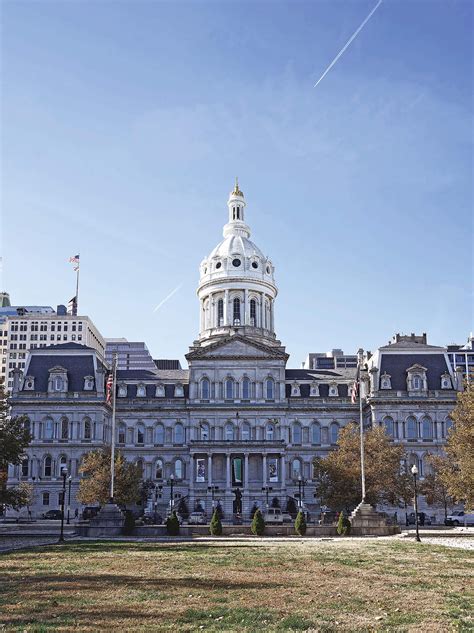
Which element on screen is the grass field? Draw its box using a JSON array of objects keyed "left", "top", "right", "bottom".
[{"left": 0, "top": 538, "right": 472, "bottom": 632}]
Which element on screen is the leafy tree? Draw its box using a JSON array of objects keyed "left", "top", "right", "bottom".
[
  {"left": 0, "top": 380, "right": 32, "bottom": 510},
  {"left": 313, "top": 424, "right": 404, "bottom": 511},
  {"left": 438, "top": 388, "right": 474, "bottom": 510},
  {"left": 294, "top": 510, "right": 307, "bottom": 536},
  {"left": 285, "top": 497, "right": 298, "bottom": 518},
  {"left": 337, "top": 512, "right": 351, "bottom": 536},
  {"left": 215, "top": 501, "right": 224, "bottom": 520},
  {"left": 420, "top": 455, "right": 455, "bottom": 521},
  {"left": 249, "top": 502, "right": 259, "bottom": 520},
  {"left": 394, "top": 470, "right": 416, "bottom": 526},
  {"left": 177, "top": 497, "right": 189, "bottom": 520},
  {"left": 271, "top": 497, "right": 280, "bottom": 508},
  {"left": 251, "top": 508, "right": 265, "bottom": 536},
  {"left": 209, "top": 509, "right": 223, "bottom": 535},
  {"left": 123, "top": 510, "right": 135, "bottom": 535},
  {"left": 166, "top": 510, "right": 180, "bottom": 536},
  {"left": 77, "top": 448, "right": 141, "bottom": 506}
]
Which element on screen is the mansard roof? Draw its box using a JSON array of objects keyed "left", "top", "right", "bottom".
[
  {"left": 379, "top": 353, "right": 451, "bottom": 391},
  {"left": 285, "top": 368, "right": 357, "bottom": 381},
  {"left": 26, "top": 354, "right": 95, "bottom": 392}
]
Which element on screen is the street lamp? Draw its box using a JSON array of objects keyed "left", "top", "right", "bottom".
[
  {"left": 207, "top": 484, "right": 219, "bottom": 508},
  {"left": 167, "top": 474, "right": 175, "bottom": 513},
  {"left": 411, "top": 464, "right": 421, "bottom": 542},
  {"left": 297, "top": 476, "right": 306, "bottom": 510},
  {"left": 66, "top": 475, "right": 72, "bottom": 524},
  {"left": 59, "top": 467, "right": 67, "bottom": 543},
  {"left": 261, "top": 486, "right": 273, "bottom": 509}
]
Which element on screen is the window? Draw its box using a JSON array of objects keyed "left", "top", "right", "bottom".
[
  {"left": 232, "top": 258, "right": 241, "bottom": 268},
  {"left": 266, "top": 378, "right": 274, "bottom": 400},
  {"left": 242, "top": 377, "right": 250, "bottom": 400},
  {"left": 200, "top": 423, "right": 209, "bottom": 440},
  {"left": 137, "top": 425, "right": 145, "bottom": 444},
  {"left": 413, "top": 375, "right": 422, "bottom": 390},
  {"left": 155, "top": 459, "right": 163, "bottom": 479},
  {"left": 54, "top": 376, "right": 63, "bottom": 391},
  {"left": 174, "top": 423, "right": 184, "bottom": 444},
  {"left": 175, "top": 459, "right": 183, "bottom": 479},
  {"left": 444, "top": 418, "right": 453, "bottom": 437},
  {"left": 44, "top": 419, "right": 54, "bottom": 440},
  {"left": 311, "top": 423, "right": 321, "bottom": 445},
  {"left": 383, "top": 417, "right": 395, "bottom": 438},
  {"left": 233, "top": 297, "right": 241, "bottom": 324},
  {"left": 266, "top": 424, "right": 274, "bottom": 441},
  {"left": 292, "top": 423, "right": 302, "bottom": 444},
  {"left": 250, "top": 299, "right": 257, "bottom": 326},
  {"left": 84, "top": 419, "right": 91, "bottom": 440},
  {"left": 225, "top": 378, "right": 234, "bottom": 400},
  {"left": 118, "top": 425, "right": 126, "bottom": 444},
  {"left": 421, "top": 417, "right": 433, "bottom": 440},
  {"left": 406, "top": 416, "right": 417, "bottom": 440},
  {"left": 42, "top": 492, "right": 50, "bottom": 506},
  {"left": 292, "top": 459, "right": 301, "bottom": 479},
  {"left": 217, "top": 299, "right": 224, "bottom": 326},
  {"left": 201, "top": 378, "right": 210, "bottom": 399},
  {"left": 241, "top": 422, "right": 251, "bottom": 441},
  {"left": 44, "top": 456, "right": 52, "bottom": 477},
  {"left": 59, "top": 455, "right": 67, "bottom": 475},
  {"left": 225, "top": 423, "right": 234, "bottom": 441},
  {"left": 330, "top": 423, "right": 339, "bottom": 445},
  {"left": 155, "top": 424, "right": 164, "bottom": 445},
  {"left": 137, "top": 384, "right": 146, "bottom": 397},
  {"left": 61, "top": 418, "right": 69, "bottom": 440},
  {"left": 21, "top": 458, "right": 29, "bottom": 477}
]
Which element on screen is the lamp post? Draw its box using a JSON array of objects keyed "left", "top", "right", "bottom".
[
  {"left": 411, "top": 464, "right": 421, "bottom": 542},
  {"left": 167, "top": 474, "right": 175, "bottom": 513},
  {"left": 297, "top": 476, "right": 306, "bottom": 510},
  {"left": 59, "top": 467, "right": 67, "bottom": 543},
  {"left": 66, "top": 475, "right": 72, "bottom": 524},
  {"left": 261, "top": 485, "right": 273, "bottom": 509},
  {"left": 208, "top": 484, "right": 219, "bottom": 509}
]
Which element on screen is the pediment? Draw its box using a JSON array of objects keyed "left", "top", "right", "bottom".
[
  {"left": 48, "top": 365, "right": 68, "bottom": 373},
  {"left": 406, "top": 363, "right": 427, "bottom": 373},
  {"left": 186, "top": 335, "right": 288, "bottom": 361}
]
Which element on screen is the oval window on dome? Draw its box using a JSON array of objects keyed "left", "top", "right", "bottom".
[
  {"left": 232, "top": 258, "right": 241, "bottom": 267},
  {"left": 266, "top": 265, "right": 271, "bottom": 274},
  {"left": 252, "top": 261, "right": 258, "bottom": 269},
  {"left": 215, "top": 262, "right": 222, "bottom": 269}
]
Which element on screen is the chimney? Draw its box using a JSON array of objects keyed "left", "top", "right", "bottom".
[{"left": 455, "top": 366, "right": 464, "bottom": 392}]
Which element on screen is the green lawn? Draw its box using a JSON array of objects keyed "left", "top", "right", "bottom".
[{"left": 0, "top": 539, "right": 472, "bottom": 631}]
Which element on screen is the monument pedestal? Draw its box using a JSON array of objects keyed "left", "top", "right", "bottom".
[
  {"left": 350, "top": 501, "right": 400, "bottom": 536},
  {"left": 86, "top": 503, "right": 125, "bottom": 537}
]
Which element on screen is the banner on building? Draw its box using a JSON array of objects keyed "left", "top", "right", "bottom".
[
  {"left": 196, "top": 458, "right": 206, "bottom": 483},
  {"left": 268, "top": 457, "right": 278, "bottom": 482},
  {"left": 232, "top": 457, "right": 242, "bottom": 486}
]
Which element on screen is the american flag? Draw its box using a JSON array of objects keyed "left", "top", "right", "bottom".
[
  {"left": 106, "top": 372, "right": 114, "bottom": 405},
  {"left": 69, "top": 254, "right": 80, "bottom": 271},
  {"left": 351, "top": 379, "right": 358, "bottom": 404}
]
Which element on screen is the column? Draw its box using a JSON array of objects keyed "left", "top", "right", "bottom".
[
  {"left": 244, "top": 453, "right": 249, "bottom": 488},
  {"left": 262, "top": 454, "right": 267, "bottom": 486},
  {"left": 244, "top": 289, "right": 249, "bottom": 325},
  {"left": 208, "top": 454, "right": 212, "bottom": 485},
  {"left": 281, "top": 456, "right": 286, "bottom": 487},
  {"left": 209, "top": 292, "right": 214, "bottom": 328},
  {"left": 226, "top": 453, "right": 231, "bottom": 489},
  {"left": 224, "top": 289, "right": 229, "bottom": 325},
  {"left": 260, "top": 292, "right": 265, "bottom": 329}
]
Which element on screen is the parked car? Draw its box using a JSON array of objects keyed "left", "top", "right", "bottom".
[
  {"left": 82, "top": 506, "right": 100, "bottom": 520},
  {"left": 445, "top": 511, "right": 474, "bottom": 526},
  {"left": 43, "top": 510, "right": 63, "bottom": 520},
  {"left": 264, "top": 508, "right": 283, "bottom": 523},
  {"left": 407, "top": 512, "right": 431, "bottom": 526},
  {"left": 188, "top": 511, "right": 206, "bottom": 525},
  {"left": 143, "top": 513, "right": 163, "bottom": 525}
]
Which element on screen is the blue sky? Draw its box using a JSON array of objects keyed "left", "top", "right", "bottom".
[{"left": 1, "top": 0, "right": 472, "bottom": 365}]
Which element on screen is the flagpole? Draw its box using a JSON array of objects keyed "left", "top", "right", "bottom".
[
  {"left": 110, "top": 353, "right": 118, "bottom": 503},
  {"left": 357, "top": 348, "right": 366, "bottom": 501},
  {"left": 75, "top": 254, "right": 80, "bottom": 316}
]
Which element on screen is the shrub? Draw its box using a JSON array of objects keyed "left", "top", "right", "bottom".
[
  {"left": 249, "top": 503, "right": 259, "bottom": 520},
  {"left": 251, "top": 509, "right": 265, "bottom": 536},
  {"left": 166, "top": 511, "right": 180, "bottom": 536},
  {"left": 286, "top": 497, "right": 298, "bottom": 518},
  {"left": 209, "top": 509, "right": 223, "bottom": 536},
  {"left": 123, "top": 510, "right": 135, "bottom": 535},
  {"left": 271, "top": 497, "right": 281, "bottom": 508},
  {"left": 337, "top": 512, "right": 351, "bottom": 536},
  {"left": 294, "top": 510, "right": 307, "bottom": 536},
  {"left": 177, "top": 497, "right": 189, "bottom": 520}
]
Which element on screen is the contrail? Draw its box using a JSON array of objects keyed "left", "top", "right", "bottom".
[
  {"left": 314, "top": 0, "right": 383, "bottom": 88},
  {"left": 153, "top": 283, "right": 183, "bottom": 312}
]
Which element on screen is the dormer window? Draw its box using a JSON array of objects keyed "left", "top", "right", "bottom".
[
  {"left": 406, "top": 364, "right": 428, "bottom": 393},
  {"left": 440, "top": 372, "right": 452, "bottom": 389},
  {"left": 310, "top": 382, "right": 319, "bottom": 397},
  {"left": 55, "top": 377, "right": 63, "bottom": 391},
  {"left": 155, "top": 384, "right": 165, "bottom": 397},
  {"left": 118, "top": 383, "right": 128, "bottom": 398},
  {"left": 48, "top": 366, "right": 68, "bottom": 393},
  {"left": 136, "top": 384, "right": 146, "bottom": 398},
  {"left": 291, "top": 382, "right": 300, "bottom": 397},
  {"left": 24, "top": 376, "right": 35, "bottom": 391},
  {"left": 175, "top": 383, "right": 184, "bottom": 397},
  {"left": 380, "top": 372, "right": 392, "bottom": 390},
  {"left": 329, "top": 383, "right": 339, "bottom": 397},
  {"left": 84, "top": 375, "right": 95, "bottom": 391}
]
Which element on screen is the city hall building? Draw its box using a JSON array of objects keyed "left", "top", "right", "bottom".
[{"left": 6, "top": 183, "right": 465, "bottom": 520}]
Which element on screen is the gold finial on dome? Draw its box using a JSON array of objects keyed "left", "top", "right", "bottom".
[{"left": 231, "top": 177, "right": 244, "bottom": 197}]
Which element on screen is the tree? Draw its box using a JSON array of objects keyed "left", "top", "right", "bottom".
[
  {"left": 313, "top": 424, "right": 405, "bottom": 511},
  {"left": 271, "top": 497, "right": 280, "bottom": 508},
  {"left": 166, "top": 510, "right": 180, "bottom": 536},
  {"left": 337, "top": 512, "right": 351, "bottom": 536},
  {"left": 209, "top": 509, "right": 223, "bottom": 535},
  {"left": 251, "top": 508, "right": 265, "bottom": 536},
  {"left": 438, "top": 388, "right": 474, "bottom": 511},
  {"left": 294, "top": 510, "right": 307, "bottom": 536},
  {"left": 249, "top": 502, "right": 259, "bottom": 520},
  {"left": 420, "top": 455, "right": 455, "bottom": 521},
  {"left": 394, "top": 470, "right": 415, "bottom": 526},
  {"left": 0, "top": 380, "right": 32, "bottom": 511},
  {"left": 285, "top": 497, "right": 298, "bottom": 518},
  {"left": 77, "top": 448, "right": 141, "bottom": 506},
  {"left": 177, "top": 497, "right": 189, "bottom": 520}
]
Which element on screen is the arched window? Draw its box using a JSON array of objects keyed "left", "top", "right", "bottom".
[
  {"left": 266, "top": 378, "right": 275, "bottom": 400},
  {"left": 59, "top": 455, "right": 67, "bottom": 476},
  {"left": 266, "top": 424, "right": 274, "bottom": 441},
  {"left": 444, "top": 418, "right": 453, "bottom": 437},
  {"left": 233, "top": 298, "right": 241, "bottom": 325},
  {"left": 383, "top": 416, "right": 395, "bottom": 438},
  {"left": 225, "top": 423, "right": 234, "bottom": 441},
  {"left": 217, "top": 299, "right": 224, "bottom": 326},
  {"left": 250, "top": 299, "right": 257, "bottom": 326},
  {"left": 44, "top": 419, "right": 54, "bottom": 440},
  {"left": 201, "top": 378, "right": 210, "bottom": 400},
  {"left": 60, "top": 418, "right": 69, "bottom": 440},
  {"left": 330, "top": 423, "right": 339, "bottom": 445},
  {"left": 292, "top": 459, "right": 301, "bottom": 479},
  {"left": 406, "top": 416, "right": 417, "bottom": 440},
  {"left": 225, "top": 378, "right": 234, "bottom": 400},
  {"left": 242, "top": 377, "right": 250, "bottom": 400},
  {"left": 54, "top": 376, "right": 63, "bottom": 391},
  {"left": 118, "top": 424, "right": 126, "bottom": 444},
  {"left": 175, "top": 459, "right": 183, "bottom": 479},
  {"left": 413, "top": 375, "right": 422, "bottom": 390},
  {"left": 155, "top": 459, "right": 163, "bottom": 479},
  {"left": 311, "top": 423, "right": 321, "bottom": 445},
  {"left": 44, "top": 456, "right": 52, "bottom": 477},
  {"left": 84, "top": 418, "right": 91, "bottom": 440},
  {"left": 241, "top": 422, "right": 251, "bottom": 441},
  {"left": 155, "top": 424, "right": 164, "bottom": 445},
  {"left": 137, "top": 425, "right": 145, "bottom": 445},
  {"left": 200, "top": 423, "right": 209, "bottom": 440},
  {"left": 421, "top": 416, "right": 433, "bottom": 440},
  {"left": 292, "top": 423, "right": 302, "bottom": 445},
  {"left": 174, "top": 423, "right": 184, "bottom": 444}
]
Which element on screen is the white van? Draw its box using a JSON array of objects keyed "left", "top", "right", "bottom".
[
  {"left": 264, "top": 508, "right": 283, "bottom": 523},
  {"left": 445, "top": 511, "right": 474, "bottom": 526}
]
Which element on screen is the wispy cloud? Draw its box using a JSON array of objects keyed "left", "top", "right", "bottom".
[
  {"left": 314, "top": 0, "right": 383, "bottom": 88},
  {"left": 153, "top": 283, "right": 183, "bottom": 313}
]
